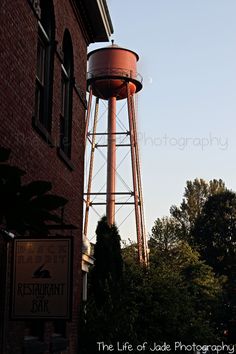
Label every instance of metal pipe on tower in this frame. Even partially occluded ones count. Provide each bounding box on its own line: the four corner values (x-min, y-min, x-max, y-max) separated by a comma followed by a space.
106, 97, 116, 225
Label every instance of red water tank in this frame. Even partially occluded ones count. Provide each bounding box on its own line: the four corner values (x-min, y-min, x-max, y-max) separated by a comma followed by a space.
87, 43, 143, 100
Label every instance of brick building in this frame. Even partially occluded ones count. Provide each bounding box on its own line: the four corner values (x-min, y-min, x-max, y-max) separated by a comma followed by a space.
0, 0, 113, 353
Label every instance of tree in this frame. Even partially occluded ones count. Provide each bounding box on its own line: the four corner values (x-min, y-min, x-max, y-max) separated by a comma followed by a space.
80, 217, 124, 353
192, 191, 236, 275
91, 216, 123, 306
170, 178, 226, 241
147, 217, 225, 344
80, 222, 223, 353
0, 146, 68, 234
192, 190, 236, 341
149, 216, 182, 252
121, 239, 223, 346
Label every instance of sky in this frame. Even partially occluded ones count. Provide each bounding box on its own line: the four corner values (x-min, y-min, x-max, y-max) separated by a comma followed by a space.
86, 0, 236, 243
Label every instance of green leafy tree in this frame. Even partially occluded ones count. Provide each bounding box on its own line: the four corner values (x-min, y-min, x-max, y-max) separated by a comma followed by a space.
122, 240, 222, 346
148, 219, 223, 344
192, 191, 236, 341
170, 178, 226, 241
149, 216, 182, 253
192, 191, 236, 275
80, 220, 223, 353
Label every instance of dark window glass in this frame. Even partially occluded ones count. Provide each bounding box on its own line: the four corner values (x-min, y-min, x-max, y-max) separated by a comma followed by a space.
60, 31, 74, 158
35, 0, 55, 133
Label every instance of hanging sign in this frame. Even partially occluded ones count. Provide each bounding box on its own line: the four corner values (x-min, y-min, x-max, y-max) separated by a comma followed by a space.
11, 238, 73, 319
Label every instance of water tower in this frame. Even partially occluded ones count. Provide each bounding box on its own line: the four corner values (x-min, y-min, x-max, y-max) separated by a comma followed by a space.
84, 42, 148, 265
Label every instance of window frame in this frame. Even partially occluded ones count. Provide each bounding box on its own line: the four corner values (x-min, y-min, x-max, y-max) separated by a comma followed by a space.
33, 3, 55, 145
58, 31, 74, 167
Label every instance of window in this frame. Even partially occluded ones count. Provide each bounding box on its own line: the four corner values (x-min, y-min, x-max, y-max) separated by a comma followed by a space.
59, 31, 74, 158
34, 0, 55, 136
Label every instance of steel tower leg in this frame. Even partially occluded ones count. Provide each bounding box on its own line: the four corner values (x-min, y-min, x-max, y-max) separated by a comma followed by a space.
84, 86, 93, 147
130, 95, 149, 266
127, 85, 143, 264
106, 97, 116, 225
83, 97, 99, 238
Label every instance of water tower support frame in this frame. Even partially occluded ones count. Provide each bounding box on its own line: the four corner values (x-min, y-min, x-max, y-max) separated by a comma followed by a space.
84, 44, 149, 266
83, 84, 149, 266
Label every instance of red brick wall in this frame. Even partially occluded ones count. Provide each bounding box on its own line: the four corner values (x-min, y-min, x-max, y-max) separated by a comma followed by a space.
0, 0, 88, 353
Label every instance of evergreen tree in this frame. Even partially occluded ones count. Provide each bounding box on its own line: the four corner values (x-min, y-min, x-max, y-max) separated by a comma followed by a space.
92, 216, 123, 306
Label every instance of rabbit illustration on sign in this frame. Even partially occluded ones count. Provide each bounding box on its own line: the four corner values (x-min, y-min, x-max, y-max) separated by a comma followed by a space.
33, 264, 51, 278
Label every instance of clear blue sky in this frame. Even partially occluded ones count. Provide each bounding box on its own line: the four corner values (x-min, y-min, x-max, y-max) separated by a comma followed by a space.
87, 0, 236, 241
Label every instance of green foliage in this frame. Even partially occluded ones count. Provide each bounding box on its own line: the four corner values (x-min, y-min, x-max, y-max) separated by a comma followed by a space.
191, 190, 236, 341
80, 217, 125, 353
80, 221, 223, 353
192, 191, 236, 276
92, 216, 123, 306
0, 146, 67, 234
148, 236, 222, 344
170, 178, 226, 241
80, 179, 233, 351
170, 179, 236, 342
149, 216, 182, 252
